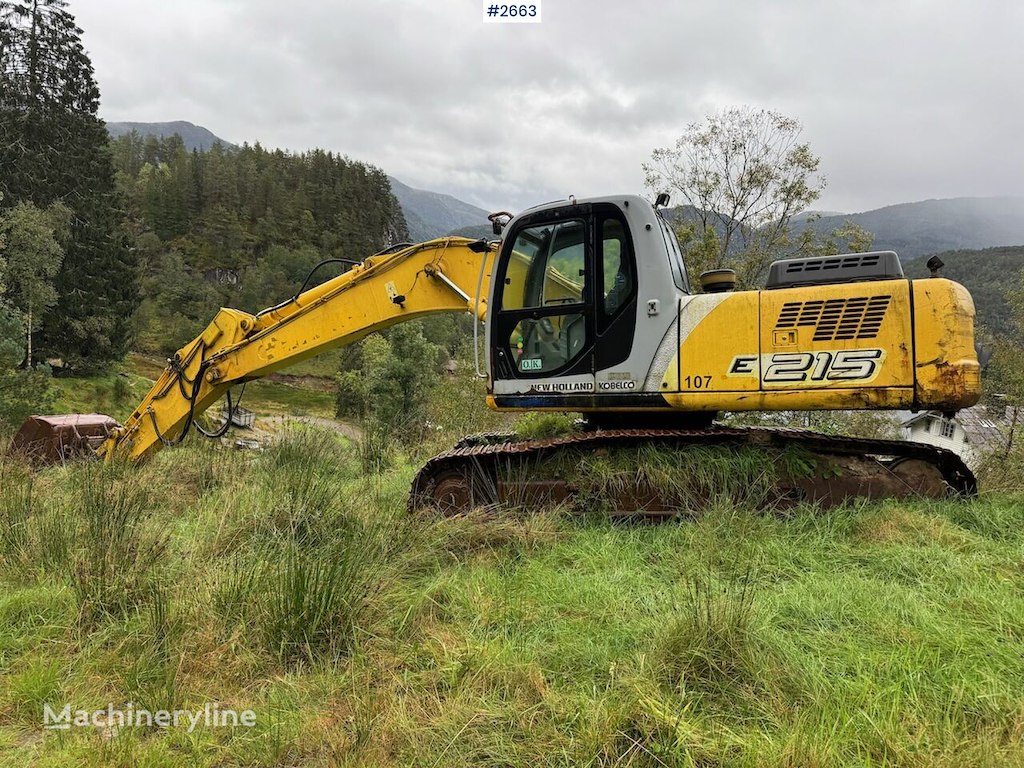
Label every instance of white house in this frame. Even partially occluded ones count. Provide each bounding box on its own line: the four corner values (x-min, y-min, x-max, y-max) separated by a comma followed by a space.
901, 405, 1018, 469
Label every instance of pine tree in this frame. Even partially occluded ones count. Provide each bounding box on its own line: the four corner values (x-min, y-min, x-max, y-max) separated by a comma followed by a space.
0, 0, 138, 369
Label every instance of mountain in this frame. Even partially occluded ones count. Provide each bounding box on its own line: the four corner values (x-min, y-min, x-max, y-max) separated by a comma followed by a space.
105, 120, 235, 151
386, 177, 490, 241
793, 197, 1024, 259
104, 125, 1024, 261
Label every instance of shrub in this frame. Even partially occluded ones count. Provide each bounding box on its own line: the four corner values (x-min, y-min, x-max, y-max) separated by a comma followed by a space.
336, 322, 443, 447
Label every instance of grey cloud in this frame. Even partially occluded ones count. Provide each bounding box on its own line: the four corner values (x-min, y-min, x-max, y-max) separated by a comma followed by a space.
75, 0, 1024, 214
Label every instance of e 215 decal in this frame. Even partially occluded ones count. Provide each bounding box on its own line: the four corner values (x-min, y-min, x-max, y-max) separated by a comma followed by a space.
728, 349, 885, 384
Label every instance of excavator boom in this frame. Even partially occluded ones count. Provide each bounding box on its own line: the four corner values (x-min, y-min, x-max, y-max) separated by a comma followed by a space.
100, 237, 496, 462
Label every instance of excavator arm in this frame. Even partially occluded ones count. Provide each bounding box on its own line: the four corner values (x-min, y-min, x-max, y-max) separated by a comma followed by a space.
100, 237, 497, 462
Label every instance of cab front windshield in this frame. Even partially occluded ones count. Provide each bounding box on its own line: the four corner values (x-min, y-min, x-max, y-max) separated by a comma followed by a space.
501, 220, 585, 310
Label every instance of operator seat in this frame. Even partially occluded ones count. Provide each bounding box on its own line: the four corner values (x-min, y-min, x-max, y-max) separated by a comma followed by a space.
560, 312, 586, 361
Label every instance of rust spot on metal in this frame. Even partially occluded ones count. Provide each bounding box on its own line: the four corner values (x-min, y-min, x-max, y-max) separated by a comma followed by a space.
923, 360, 971, 409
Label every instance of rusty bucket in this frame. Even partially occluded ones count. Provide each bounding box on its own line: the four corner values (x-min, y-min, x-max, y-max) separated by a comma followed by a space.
10, 414, 120, 466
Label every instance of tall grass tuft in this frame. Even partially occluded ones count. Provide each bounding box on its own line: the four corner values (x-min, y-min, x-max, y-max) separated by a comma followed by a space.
260, 425, 353, 475
222, 427, 354, 548
30, 507, 71, 574
976, 442, 1024, 495
262, 534, 377, 663
655, 563, 803, 719
114, 585, 184, 715
213, 427, 406, 665
218, 513, 401, 666
68, 467, 168, 626
157, 436, 242, 497
357, 425, 395, 474
562, 444, 815, 514
657, 568, 762, 693
0, 461, 34, 570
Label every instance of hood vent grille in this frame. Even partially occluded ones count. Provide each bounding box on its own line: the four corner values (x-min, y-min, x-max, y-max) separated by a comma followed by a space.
776, 295, 891, 341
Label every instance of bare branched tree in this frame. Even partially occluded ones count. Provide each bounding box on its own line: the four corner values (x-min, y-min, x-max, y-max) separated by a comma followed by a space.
644, 106, 826, 288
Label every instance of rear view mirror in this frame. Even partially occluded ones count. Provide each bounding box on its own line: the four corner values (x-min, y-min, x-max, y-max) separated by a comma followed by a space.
488, 211, 513, 236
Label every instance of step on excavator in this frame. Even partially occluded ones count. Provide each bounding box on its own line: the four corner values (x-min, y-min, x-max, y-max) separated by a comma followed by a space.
11, 194, 982, 513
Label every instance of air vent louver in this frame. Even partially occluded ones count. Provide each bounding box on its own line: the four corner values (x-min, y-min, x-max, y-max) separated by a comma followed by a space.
776, 296, 891, 341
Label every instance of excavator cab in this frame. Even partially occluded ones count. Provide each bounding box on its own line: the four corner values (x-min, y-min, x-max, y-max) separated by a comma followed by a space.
486, 195, 686, 414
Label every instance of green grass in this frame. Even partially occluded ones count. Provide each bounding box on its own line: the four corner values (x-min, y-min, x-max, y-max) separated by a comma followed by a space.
0, 430, 1022, 766
49, 368, 155, 422
240, 379, 337, 419
46, 353, 340, 423
137, 351, 339, 420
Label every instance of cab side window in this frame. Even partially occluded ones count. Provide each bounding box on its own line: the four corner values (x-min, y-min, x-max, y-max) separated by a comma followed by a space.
599, 217, 635, 327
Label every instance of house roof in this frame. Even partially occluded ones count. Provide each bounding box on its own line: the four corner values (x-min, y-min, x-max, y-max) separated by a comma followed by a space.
900, 411, 934, 429
959, 406, 1018, 453
902, 405, 1020, 453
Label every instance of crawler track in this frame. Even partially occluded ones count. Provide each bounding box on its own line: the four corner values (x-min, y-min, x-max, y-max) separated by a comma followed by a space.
408, 426, 976, 515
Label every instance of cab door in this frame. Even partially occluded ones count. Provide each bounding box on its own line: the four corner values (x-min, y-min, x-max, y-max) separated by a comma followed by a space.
594, 207, 638, 372
490, 208, 595, 397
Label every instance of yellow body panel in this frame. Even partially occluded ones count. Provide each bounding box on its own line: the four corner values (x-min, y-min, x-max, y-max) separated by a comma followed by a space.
660, 278, 978, 413
912, 279, 982, 410
661, 292, 762, 394
757, 280, 913, 390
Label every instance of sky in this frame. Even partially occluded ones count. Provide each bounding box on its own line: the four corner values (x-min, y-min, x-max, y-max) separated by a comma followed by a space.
74, 0, 1024, 215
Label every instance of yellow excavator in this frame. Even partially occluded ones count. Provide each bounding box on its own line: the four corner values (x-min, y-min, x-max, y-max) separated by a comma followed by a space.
12, 194, 981, 512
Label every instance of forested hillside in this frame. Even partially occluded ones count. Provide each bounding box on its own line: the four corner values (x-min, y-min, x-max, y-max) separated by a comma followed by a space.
102, 121, 491, 241
903, 246, 1024, 336
108, 133, 408, 354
